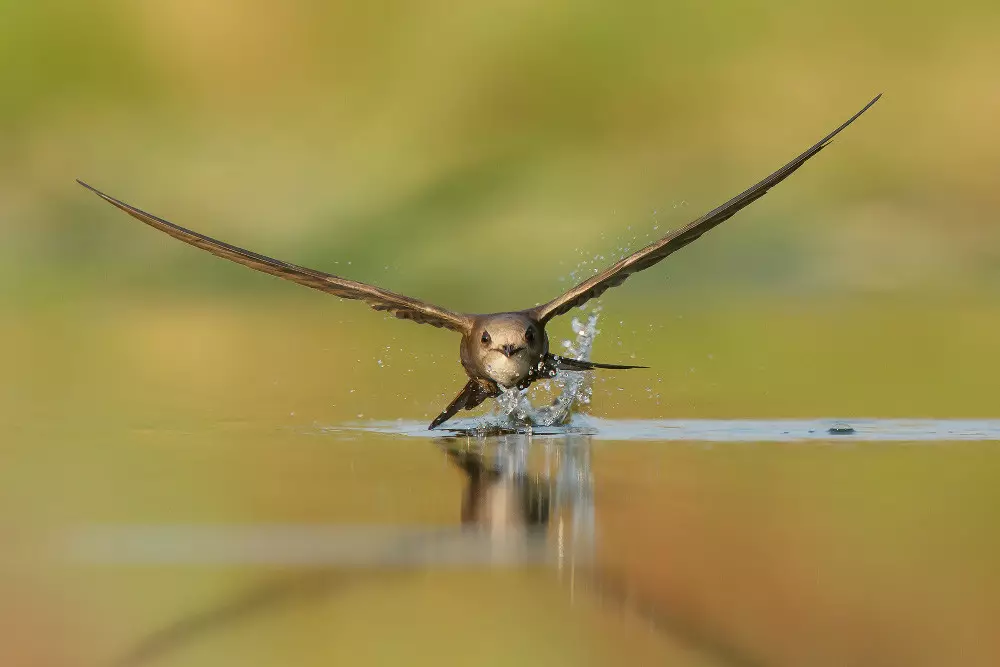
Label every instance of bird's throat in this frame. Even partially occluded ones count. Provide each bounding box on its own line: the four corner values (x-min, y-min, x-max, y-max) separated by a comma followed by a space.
484, 353, 531, 388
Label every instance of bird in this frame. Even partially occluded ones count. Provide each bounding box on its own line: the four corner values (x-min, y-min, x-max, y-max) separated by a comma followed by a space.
78, 94, 880, 429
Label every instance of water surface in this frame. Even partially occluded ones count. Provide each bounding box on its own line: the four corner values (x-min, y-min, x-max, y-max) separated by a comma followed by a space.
4, 301, 1000, 667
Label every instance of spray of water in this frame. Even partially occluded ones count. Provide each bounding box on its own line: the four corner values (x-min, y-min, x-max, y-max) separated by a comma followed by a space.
489, 305, 603, 428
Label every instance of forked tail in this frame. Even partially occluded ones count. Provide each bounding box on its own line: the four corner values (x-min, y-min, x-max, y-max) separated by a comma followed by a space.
547, 354, 647, 371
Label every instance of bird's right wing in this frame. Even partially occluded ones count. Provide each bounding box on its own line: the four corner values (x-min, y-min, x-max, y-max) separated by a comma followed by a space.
78, 181, 474, 334
530, 94, 881, 324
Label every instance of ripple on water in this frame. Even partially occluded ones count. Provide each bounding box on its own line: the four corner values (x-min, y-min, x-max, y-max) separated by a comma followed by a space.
330, 418, 1000, 442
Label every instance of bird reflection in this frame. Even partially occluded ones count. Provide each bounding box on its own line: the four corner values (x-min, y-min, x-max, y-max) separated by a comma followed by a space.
447, 444, 550, 530
107, 433, 594, 667
443, 433, 593, 552
104, 433, 755, 667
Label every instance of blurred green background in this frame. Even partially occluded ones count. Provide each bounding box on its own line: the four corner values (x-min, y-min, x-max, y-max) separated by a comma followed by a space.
4, 0, 1000, 422
3, 2, 1000, 666
2, 0, 999, 426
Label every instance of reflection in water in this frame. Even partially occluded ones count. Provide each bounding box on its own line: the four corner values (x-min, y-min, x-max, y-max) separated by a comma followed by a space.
94, 433, 758, 667
98, 433, 595, 666
441, 432, 596, 582
74, 436, 595, 569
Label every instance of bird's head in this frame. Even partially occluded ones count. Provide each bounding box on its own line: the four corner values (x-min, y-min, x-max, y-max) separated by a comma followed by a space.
472, 314, 546, 388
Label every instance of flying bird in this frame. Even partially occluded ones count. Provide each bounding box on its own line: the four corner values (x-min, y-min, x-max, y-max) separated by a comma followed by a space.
78, 94, 880, 429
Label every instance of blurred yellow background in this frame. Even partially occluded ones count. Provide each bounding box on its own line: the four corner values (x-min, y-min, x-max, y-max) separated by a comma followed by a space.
3, 0, 999, 426
4, 0, 999, 304
3, 3, 1000, 667
0, 1, 1000, 426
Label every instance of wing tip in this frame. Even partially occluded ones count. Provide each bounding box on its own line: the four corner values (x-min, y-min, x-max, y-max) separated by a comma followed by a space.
428, 414, 455, 430
859, 91, 884, 116
76, 178, 114, 203
819, 92, 883, 149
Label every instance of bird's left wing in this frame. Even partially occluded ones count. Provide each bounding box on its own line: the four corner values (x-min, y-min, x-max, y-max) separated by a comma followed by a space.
530, 94, 881, 324
429, 378, 499, 429
78, 181, 474, 333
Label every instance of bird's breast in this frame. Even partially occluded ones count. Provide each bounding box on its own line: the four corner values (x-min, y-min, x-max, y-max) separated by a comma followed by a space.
482, 352, 533, 388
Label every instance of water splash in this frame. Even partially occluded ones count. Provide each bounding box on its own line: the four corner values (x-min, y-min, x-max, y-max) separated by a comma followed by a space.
488, 305, 603, 429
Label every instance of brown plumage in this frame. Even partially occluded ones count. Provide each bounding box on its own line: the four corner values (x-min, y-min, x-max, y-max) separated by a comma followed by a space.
78, 94, 880, 429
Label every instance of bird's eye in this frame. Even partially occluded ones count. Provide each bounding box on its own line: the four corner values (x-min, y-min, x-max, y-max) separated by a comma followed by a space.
525, 327, 535, 343
481, 331, 491, 345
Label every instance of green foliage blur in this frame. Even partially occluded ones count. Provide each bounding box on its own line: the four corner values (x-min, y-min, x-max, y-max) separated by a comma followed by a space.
3, 0, 999, 424
3, 6, 1000, 667
3, 0, 999, 310
3, 0, 1000, 424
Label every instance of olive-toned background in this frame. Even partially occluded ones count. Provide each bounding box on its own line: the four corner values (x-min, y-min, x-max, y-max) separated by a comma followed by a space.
2, 2, 999, 666
4, 0, 999, 424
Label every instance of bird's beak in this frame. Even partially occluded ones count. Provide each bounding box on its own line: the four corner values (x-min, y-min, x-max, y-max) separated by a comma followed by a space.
501, 344, 519, 357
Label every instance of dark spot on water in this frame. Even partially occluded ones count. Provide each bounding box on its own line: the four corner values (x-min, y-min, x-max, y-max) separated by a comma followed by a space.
828, 422, 855, 435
